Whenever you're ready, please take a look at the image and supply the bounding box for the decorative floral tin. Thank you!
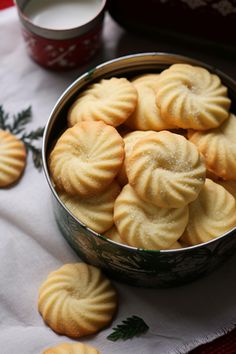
[42,53,236,288]
[14,0,106,70]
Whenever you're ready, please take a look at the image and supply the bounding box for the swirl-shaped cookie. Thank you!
[104,225,127,245]
[49,121,124,197]
[156,64,231,130]
[58,181,120,234]
[0,129,26,187]
[114,184,189,250]
[217,180,236,199]
[125,74,175,131]
[127,131,206,208]
[181,179,236,246]
[188,113,236,180]
[38,263,117,338]
[67,77,138,127]
[117,130,154,186]
[43,342,100,354]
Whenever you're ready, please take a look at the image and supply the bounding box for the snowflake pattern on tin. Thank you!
[181,0,207,9]
[169,0,236,15]
[212,0,236,16]
[46,44,77,68]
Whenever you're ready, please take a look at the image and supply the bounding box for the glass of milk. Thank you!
[14,0,107,70]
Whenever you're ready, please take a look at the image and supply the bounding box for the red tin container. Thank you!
[14,0,107,70]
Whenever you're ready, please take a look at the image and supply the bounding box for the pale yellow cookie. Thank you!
[38,263,117,338]
[127,130,206,208]
[188,113,236,180]
[217,180,236,199]
[67,77,138,127]
[42,342,100,354]
[130,73,161,88]
[0,129,26,187]
[181,179,236,246]
[125,74,175,130]
[117,130,154,186]
[156,64,231,130]
[114,184,189,250]
[104,225,127,245]
[168,241,183,250]
[49,121,124,197]
[58,181,120,234]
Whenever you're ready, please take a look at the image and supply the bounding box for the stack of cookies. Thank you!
[48,63,236,250]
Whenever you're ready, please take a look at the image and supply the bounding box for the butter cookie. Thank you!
[127,130,206,208]
[114,184,189,250]
[67,77,138,127]
[49,121,124,197]
[38,263,117,338]
[181,179,236,245]
[0,129,26,187]
[156,64,231,130]
[42,342,100,354]
[188,113,236,180]
[58,181,120,234]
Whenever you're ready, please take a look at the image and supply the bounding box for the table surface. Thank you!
[1,1,236,353]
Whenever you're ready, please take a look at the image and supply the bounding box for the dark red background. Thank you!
[2,0,236,352]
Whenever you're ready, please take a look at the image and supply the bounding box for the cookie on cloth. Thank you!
[181,179,236,246]
[114,184,189,250]
[58,181,120,234]
[0,129,26,187]
[67,77,138,127]
[126,130,206,208]
[117,130,154,186]
[38,263,117,338]
[125,73,175,131]
[49,121,124,197]
[156,63,231,130]
[188,113,236,180]
[42,342,100,354]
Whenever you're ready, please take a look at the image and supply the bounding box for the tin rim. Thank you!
[42,52,236,254]
[14,0,106,40]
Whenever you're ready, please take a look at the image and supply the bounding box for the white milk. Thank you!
[24,0,103,30]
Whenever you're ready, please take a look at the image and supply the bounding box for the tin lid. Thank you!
[14,0,106,40]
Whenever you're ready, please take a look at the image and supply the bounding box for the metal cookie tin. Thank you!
[42,53,236,288]
[14,0,106,70]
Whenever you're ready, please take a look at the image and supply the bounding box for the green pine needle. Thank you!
[107,315,149,342]
[0,105,9,130]
[11,106,32,135]
[0,105,44,171]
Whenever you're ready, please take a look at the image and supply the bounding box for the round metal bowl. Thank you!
[42,52,236,288]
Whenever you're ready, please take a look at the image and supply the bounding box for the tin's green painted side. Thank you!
[52,196,236,288]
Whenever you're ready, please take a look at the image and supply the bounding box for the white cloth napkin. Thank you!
[1,7,236,354]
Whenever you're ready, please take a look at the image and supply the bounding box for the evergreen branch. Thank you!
[107,316,149,342]
[0,105,9,130]
[11,106,32,134]
[21,126,45,141]
[24,141,43,171]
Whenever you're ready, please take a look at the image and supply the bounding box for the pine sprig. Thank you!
[0,105,9,130]
[21,126,45,140]
[10,106,32,135]
[0,105,44,171]
[107,315,149,342]
[23,141,44,171]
